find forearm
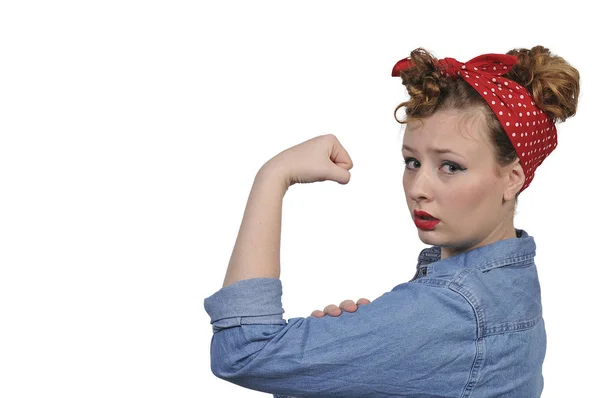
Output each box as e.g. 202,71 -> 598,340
222,164 -> 289,288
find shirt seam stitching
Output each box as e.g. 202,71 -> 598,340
412,277 -> 483,397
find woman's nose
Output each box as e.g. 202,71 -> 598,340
406,169 -> 433,201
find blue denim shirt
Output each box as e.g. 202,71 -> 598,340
204,228 -> 545,397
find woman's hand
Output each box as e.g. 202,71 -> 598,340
311,298 -> 371,318
262,134 -> 354,189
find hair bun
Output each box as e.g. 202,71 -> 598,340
505,46 -> 580,122
394,48 -> 450,119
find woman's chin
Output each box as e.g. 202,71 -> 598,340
415,226 -> 441,244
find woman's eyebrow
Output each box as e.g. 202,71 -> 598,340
402,144 -> 464,158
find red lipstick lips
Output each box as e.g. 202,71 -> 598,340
413,210 -> 440,230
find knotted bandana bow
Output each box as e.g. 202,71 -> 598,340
392,53 -> 557,193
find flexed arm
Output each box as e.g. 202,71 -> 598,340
205,135 -> 476,397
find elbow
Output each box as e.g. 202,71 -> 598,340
210,344 -> 280,394
209,335 -> 241,380
208,321 -> 290,385
210,343 -> 269,392
208,328 -> 263,382
210,354 -> 237,380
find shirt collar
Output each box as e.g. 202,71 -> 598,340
413,228 -> 536,279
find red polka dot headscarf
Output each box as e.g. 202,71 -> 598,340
391,53 -> 557,193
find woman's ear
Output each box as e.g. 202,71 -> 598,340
503,159 -> 525,202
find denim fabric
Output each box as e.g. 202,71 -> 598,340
204,228 -> 545,397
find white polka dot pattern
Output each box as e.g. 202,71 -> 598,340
391,53 -> 557,193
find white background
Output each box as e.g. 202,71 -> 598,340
1,1 -> 598,397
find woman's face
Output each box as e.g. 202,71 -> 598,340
402,108 -> 523,259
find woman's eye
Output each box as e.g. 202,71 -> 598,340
403,158 -> 465,174
403,158 -> 419,169
441,161 -> 465,174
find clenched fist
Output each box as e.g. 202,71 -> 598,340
263,134 -> 354,189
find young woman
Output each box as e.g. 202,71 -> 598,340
204,46 -> 579,397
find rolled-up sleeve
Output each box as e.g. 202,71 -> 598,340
204,277 -> 477,397
204,278 -> 286,333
